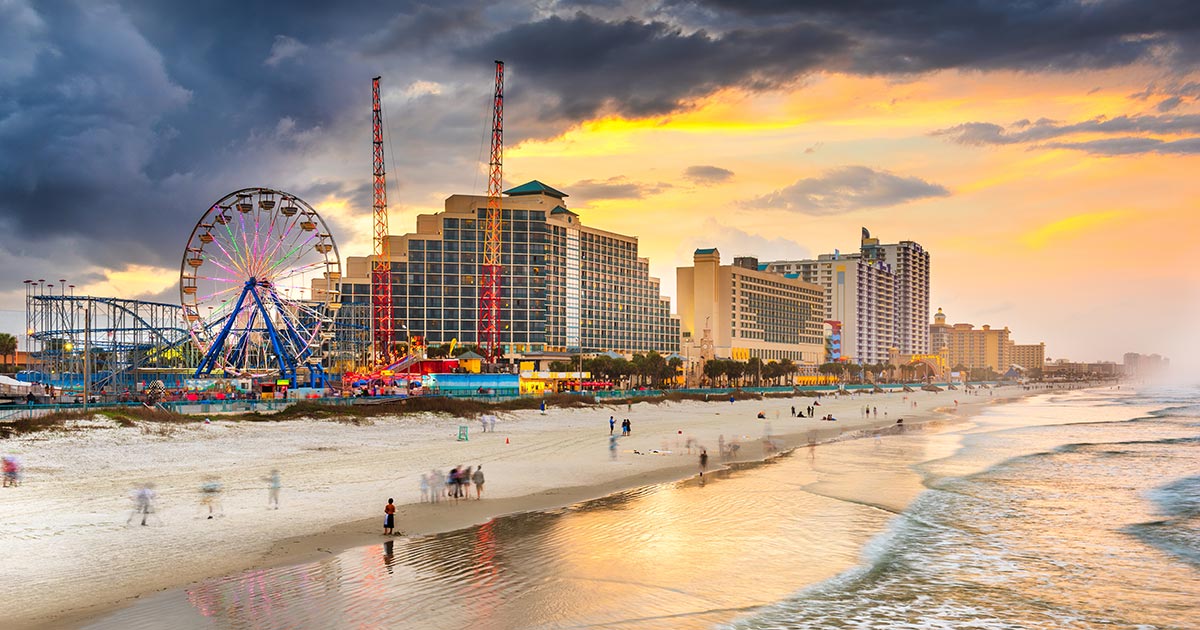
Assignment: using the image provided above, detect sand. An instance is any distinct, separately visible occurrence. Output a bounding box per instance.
[0,386,1042,628]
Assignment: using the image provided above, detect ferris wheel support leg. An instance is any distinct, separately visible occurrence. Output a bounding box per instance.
[195,283,254,377]
[267,292,313,361]
[248,285,296,386]
[227,308,259,370]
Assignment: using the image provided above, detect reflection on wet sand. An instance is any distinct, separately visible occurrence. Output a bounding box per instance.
[86,430,943,630]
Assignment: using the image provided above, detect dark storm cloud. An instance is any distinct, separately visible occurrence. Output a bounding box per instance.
[683,165,734,184]
[745,166,949,214]
[567,176,671,201]
[933,114,1200,154]
[676,0,1200,73]
[463,12,845,121]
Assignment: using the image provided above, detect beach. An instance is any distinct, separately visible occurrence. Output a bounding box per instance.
[1,386,1032,628]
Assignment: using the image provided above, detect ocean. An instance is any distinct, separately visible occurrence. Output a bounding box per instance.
[85,386,1199,629]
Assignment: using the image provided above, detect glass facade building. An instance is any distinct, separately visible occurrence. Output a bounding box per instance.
[337,181,678,357]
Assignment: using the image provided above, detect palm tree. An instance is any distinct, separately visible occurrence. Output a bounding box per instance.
[777,358,797,385]
[0,333,16,370]
[747,357,764,387]
[667,356,683,388]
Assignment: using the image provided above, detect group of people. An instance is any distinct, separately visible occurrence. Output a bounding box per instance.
[789,404,818,418]
[607,416,633,435]
[419,465,485,505]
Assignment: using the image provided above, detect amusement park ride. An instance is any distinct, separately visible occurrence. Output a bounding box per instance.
[22,63,510,394]
[180,187,341,388]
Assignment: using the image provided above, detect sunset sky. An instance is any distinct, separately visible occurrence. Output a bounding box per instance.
[1,1,1197,371]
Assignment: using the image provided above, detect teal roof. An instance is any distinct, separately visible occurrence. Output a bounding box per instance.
[504,180,568,199]
[550,205,576,216]
[757,264,768,271]
[694,248,717,255]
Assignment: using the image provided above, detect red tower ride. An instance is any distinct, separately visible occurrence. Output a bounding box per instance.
[479,61,504,361]
[371,76,394,364]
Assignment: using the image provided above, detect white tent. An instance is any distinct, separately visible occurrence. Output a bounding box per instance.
[0,375,32,395]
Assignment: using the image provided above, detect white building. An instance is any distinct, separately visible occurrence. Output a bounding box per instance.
[762,254,895,365]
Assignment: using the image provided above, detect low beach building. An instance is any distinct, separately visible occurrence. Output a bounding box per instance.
[1012,342,1046,372]
[929,308,1012,373]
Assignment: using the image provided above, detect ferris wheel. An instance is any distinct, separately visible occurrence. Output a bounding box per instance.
[180,187,342,384]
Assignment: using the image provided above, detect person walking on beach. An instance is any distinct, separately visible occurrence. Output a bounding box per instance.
[200,476,223,519]
[384,498,395,535]
[540,400,546,415]
[625,418,632,435]
[127,483,157,526]
[873,406,877,418]
[699,448,708,477]
[462,467,473,500]
[791,405,796,417]
[609,416,615,435]
[2,455,21,487]
[265,469,281,509]
[609,434,618,460]
[472,465,485,499]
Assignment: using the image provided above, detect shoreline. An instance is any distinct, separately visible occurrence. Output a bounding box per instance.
[3,386,1050,629]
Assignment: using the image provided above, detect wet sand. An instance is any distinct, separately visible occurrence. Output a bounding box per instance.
[0,386,1048,628]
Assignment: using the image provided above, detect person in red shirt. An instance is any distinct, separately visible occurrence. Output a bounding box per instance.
[383,498,396,535]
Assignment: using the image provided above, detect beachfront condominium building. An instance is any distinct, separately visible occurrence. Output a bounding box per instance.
[762,228,928,364]
[929,309,1012,373]
[762,254,895,365]
[860,228,931,355]
[335,181,679,358]
[676,249,825,366]
[1012,342,1046,372]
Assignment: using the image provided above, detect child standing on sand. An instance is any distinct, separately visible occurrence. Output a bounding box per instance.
[265,469,281,509]
[384,498,395,535]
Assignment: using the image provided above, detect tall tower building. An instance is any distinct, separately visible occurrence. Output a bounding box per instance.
[930,307,951,352]
[861,228,931,355]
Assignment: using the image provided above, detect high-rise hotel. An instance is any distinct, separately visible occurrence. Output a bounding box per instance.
[336,181,679,358]
[762,228,931,364]
[676,249,825,366]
